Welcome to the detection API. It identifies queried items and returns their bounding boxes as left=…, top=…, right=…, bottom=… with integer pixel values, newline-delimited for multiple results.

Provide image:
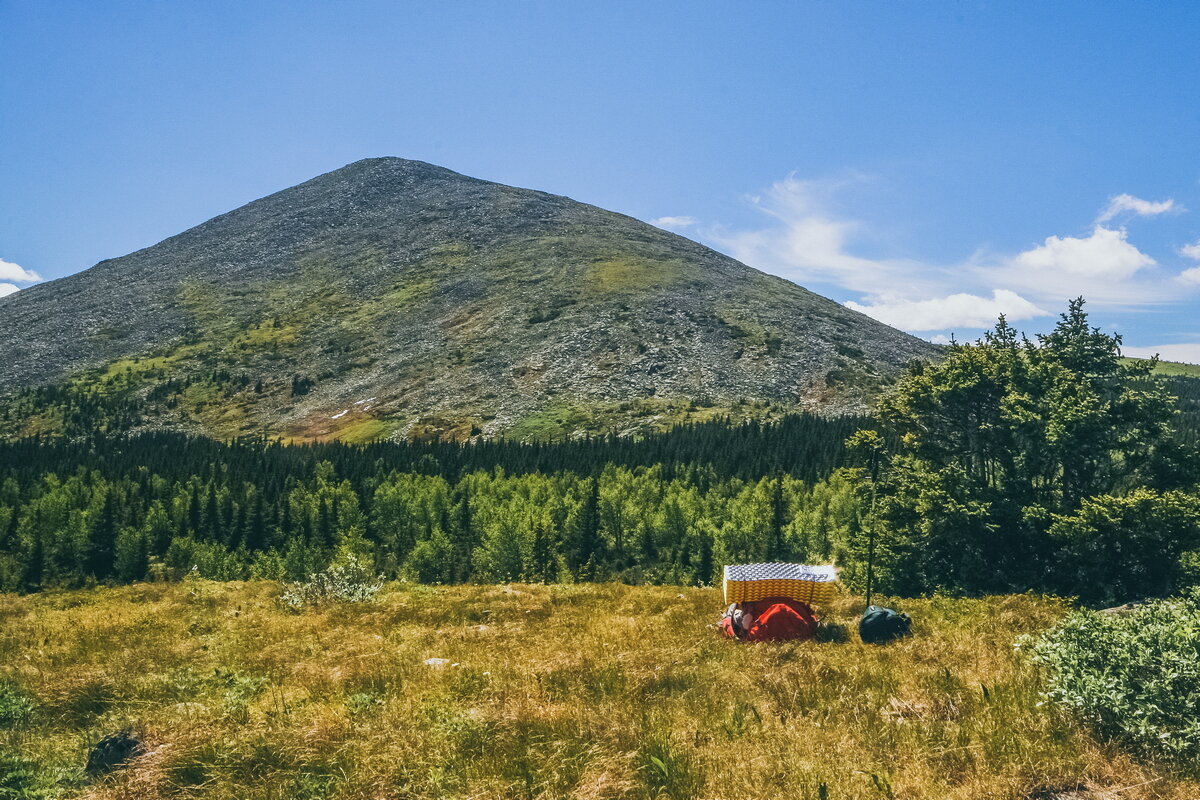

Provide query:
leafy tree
left=859, top=299, right=1187, bottom=596
left=403, top=528, right=455, bottom=583
left=115, top=525, right=150, bottom=582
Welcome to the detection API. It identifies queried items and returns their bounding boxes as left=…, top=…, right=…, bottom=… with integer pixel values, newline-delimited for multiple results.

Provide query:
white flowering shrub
left=279, top=555, right=383, bottom=611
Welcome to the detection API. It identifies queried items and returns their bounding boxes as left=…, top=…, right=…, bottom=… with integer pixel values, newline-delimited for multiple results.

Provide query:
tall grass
left=0, top=582, right=1194, bottom=799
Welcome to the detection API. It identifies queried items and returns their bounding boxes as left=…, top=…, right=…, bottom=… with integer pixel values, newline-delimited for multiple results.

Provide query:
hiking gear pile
left=86, top=729, right=144, bottom=778
left=718, top=563, right=914, bottom=645
left=720, top=562, right=835, bottom=643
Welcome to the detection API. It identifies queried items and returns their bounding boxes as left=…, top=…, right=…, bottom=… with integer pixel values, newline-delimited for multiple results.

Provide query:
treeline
left=0, top=369, right=265, bottom=441
left=0, top=416, right=872, bottom=592
left=0, top=412, right=864, bottom=485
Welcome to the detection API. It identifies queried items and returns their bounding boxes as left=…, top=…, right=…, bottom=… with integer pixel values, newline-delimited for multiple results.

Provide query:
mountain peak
left=0, top=160, right=936, bottom=441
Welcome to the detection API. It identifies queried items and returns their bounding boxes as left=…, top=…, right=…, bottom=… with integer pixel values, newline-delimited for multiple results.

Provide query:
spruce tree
left=88, top=491, right=120, bottom=580
left=573, top=478, right=603, bottom=578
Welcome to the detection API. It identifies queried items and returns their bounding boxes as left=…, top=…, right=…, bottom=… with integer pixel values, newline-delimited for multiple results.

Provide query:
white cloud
left=845, top=289, right=1048, bottom=331
left=1095, top=194, right=1176, bottom=224
left=0, top=258, right=40, bottom=284
left=928, top=334, right=951, bottom=345
left=0, top=283, right=19, bottom=298
left=1180, top=240, right=1200, bottom=261
left=683, top=174, right=1195, bottom=338
left=1179, top=266, right=1200, bottom=285
left=703, top=174, right=941, bottom=298
left=977, top=225, right=1171, bottom=306
left=1012, top=226, right=1154, bottom=280
left=1121, top=343, right=1200, bottom=365
left=651, top=216, right=698, bottom=230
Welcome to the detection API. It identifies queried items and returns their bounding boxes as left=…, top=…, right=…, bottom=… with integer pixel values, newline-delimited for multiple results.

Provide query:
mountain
left=0, top=157, right=938, bottom=441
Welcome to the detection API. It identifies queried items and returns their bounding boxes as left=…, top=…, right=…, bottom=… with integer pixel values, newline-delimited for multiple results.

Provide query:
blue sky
left=3, top=1, right=1199, bottom=360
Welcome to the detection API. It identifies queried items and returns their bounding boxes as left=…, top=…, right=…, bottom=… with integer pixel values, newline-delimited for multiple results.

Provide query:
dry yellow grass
left=1, top=582, right=1196, bottom=800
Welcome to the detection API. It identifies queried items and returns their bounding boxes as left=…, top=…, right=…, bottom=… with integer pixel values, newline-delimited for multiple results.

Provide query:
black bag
left=86, top=729, right=144, bottom=778
left=859, top=605, right=911, bottom=644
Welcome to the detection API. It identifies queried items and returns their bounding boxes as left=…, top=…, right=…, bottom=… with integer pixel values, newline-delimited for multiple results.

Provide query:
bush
left=1027, top=591, right=1200, bottom=761
left=0, top=680, right=35, bottom=728
left=0, top=754, right=57, bottom=800
left=279, top=555, right=383, bottom=611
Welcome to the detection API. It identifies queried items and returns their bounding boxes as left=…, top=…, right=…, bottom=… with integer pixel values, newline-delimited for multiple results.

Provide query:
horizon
left=2, top=1, right=1199, bottom=360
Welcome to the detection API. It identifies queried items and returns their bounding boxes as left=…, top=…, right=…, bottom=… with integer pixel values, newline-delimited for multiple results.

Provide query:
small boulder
left=1099, top=599, right=1153, bottom=615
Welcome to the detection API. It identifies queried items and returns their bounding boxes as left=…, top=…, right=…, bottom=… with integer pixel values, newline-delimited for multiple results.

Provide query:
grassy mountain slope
left=1121, top=356, right=1200, bottom=378
left=0, top=158, right=936, bottom=442
left=3, top=582, right=1194, bottom=800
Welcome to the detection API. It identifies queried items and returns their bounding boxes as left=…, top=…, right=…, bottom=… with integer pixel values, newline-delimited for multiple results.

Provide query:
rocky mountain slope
left=0, top=158, right=938, bottom=441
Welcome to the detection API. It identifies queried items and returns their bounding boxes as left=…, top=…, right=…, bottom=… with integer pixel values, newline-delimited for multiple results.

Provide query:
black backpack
left=859, top=605, right=911, bottom=644
left=86, top=729, right=144, bottom=778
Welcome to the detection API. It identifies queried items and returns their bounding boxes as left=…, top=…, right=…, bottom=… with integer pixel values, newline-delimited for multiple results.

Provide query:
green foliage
left=0, top=682, right=35, bottom=729
left=403, top=528, right=455, bottom=584
left=1028, top=591, right=1200, bottom=763
left=1050, top=489, right=1200, bottom=606
left=1169, top=374, right=1200, bottom=446
left=856, top=299, right=1197, bottom=597
left=505, top=404, right=595, bottom=441
left=0, top=413, right=869, bottom=593
left=0, top=754, right=58, bottom=800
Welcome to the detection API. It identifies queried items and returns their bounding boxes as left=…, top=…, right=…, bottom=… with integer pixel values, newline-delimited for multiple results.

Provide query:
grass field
left=1, top=582, right=1196, bottom=800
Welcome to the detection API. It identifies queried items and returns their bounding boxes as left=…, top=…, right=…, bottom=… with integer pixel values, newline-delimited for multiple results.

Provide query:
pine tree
left=203, top=483, right=220, bottom=542
left=88, top=491, right=120, bottom=580
left=572, top=478, right=603, bottom=578
left=765, top=477, right=787, bottom=561
left=244, top=492, right=267, bottom=551
left=187, top=487, right=202, bottom=536
left=22, top=526, right=44, bottom=592
left=318, top=498, right=335, bottom=549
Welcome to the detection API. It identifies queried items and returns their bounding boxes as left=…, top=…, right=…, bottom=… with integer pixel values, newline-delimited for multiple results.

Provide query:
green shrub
left=0, top=681, right=35, bottom=728
left=1027, top=591, right=1200, bottom=761
left=0, top=754, right=56, bottom=800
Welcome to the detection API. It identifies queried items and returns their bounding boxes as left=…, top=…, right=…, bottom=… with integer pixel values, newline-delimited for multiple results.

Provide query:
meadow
left=2, top=581, right=1197, bottom=800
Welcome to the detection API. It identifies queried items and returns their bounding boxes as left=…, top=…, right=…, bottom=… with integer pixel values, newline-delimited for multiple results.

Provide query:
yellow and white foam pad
left=722, top=563, right=838, bottom=605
